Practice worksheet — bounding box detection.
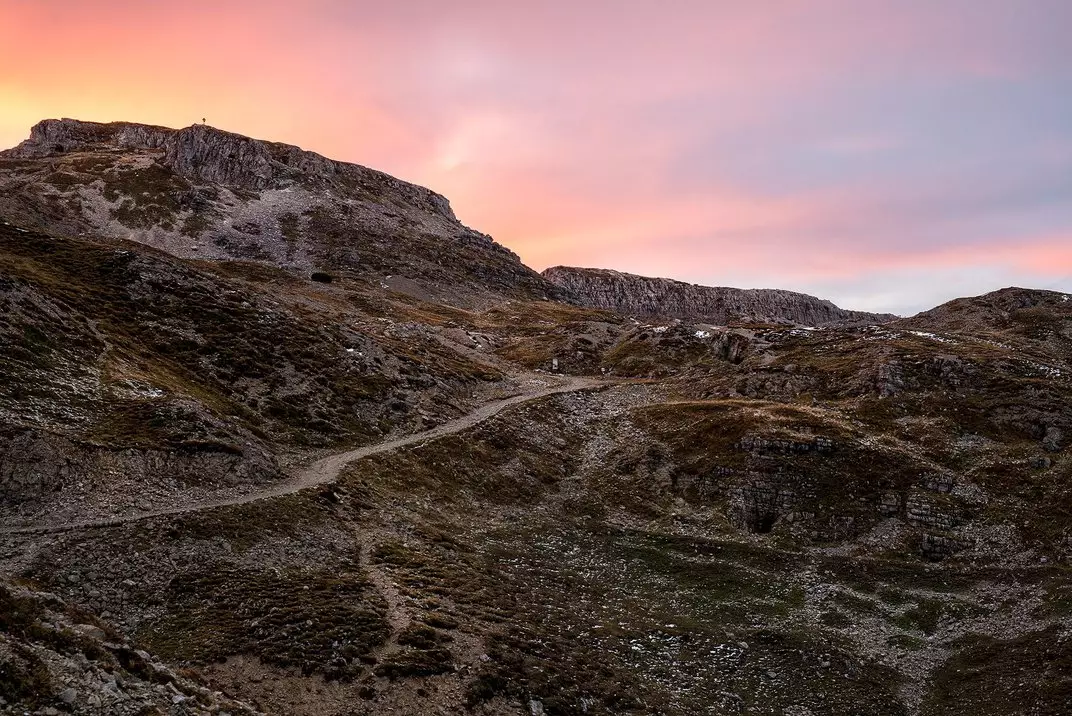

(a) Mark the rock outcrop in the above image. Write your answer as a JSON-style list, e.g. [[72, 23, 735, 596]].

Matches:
[[897, 286, 1072, 335], [543, 266, 896, 326]]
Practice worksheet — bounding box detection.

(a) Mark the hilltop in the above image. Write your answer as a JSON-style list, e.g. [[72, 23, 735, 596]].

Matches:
[[0, 118, 560, 308]]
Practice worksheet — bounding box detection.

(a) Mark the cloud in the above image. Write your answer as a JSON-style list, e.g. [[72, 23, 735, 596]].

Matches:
[[1, 0, 1070, 314]]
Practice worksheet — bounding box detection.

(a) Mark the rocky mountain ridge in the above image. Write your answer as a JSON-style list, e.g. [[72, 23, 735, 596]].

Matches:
[[0, 119, 558, 308], [544, 265, 896, 326], [2, 119, 454, 214]]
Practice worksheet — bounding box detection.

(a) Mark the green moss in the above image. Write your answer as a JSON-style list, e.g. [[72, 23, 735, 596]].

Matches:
[[820, 609, 853, 628], [1037, 582, 1072, 618], [887, 633, 927, 651], [827, 590, 877, 615], [373, 644, 454, 679], [893, 597, 986, 636], [820, 556, 982, 594]]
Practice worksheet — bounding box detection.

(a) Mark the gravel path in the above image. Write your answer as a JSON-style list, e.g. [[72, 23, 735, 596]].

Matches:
[[1, 375, 603, 535]]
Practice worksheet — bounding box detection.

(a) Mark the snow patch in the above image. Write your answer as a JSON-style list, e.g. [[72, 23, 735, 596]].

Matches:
[[1028, 362, 1064, 379], [908, 330, 956, 344]]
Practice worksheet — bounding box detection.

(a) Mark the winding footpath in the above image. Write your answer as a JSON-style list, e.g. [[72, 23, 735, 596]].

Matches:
[[1, 375, 603, 536]]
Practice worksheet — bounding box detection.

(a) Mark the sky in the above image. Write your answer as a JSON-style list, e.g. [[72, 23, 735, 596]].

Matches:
[[2, 1, 1071, 315]]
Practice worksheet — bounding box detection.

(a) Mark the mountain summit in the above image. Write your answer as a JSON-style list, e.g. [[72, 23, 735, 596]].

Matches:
[[0, 118, 558, 307], [3, 118, 455, 205]]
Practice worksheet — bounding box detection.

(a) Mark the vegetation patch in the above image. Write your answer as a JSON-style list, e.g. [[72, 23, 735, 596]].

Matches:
[[140, 565, 389, 678], [153, 493, 331, 551], [921, 626, 1072, 715]]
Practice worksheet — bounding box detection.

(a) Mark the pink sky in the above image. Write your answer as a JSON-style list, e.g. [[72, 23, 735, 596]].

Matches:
[[2, 0, 1071, 314]]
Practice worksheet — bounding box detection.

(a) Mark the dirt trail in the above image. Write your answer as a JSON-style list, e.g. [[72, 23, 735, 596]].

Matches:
[[1, 375, 602, 536]]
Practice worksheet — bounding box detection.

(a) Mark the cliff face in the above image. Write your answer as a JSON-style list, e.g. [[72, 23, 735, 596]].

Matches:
[[0, 119, 559, 307], [543, 265, 896, 326]]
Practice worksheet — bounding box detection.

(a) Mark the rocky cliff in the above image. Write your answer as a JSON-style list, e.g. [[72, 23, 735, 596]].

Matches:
[[544, 265, 896, 326], [0, 119, 560, 307], [2, 119, 454, 216]]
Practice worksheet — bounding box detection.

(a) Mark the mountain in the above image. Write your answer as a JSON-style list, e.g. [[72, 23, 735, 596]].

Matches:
[[0, 118, 561, 308], [1, 120, 1071, 716], [544, 265, 896, 326]]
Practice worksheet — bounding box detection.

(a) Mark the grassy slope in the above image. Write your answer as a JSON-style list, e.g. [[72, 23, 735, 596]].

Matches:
[[0, 221, 503, 452]]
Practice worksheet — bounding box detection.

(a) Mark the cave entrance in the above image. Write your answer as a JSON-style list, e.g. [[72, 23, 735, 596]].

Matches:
[[750, 511, 778, 534]]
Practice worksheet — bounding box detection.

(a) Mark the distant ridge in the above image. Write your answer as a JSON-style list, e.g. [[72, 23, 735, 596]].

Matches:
[[543, 265, 896, 326], [897, 286, 1072, 332]]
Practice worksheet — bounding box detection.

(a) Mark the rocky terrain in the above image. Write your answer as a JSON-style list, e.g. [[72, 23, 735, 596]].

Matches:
[[0, 580, 260, 715], [1, 120, 1070, 715], [544, 265, 897, 326]]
